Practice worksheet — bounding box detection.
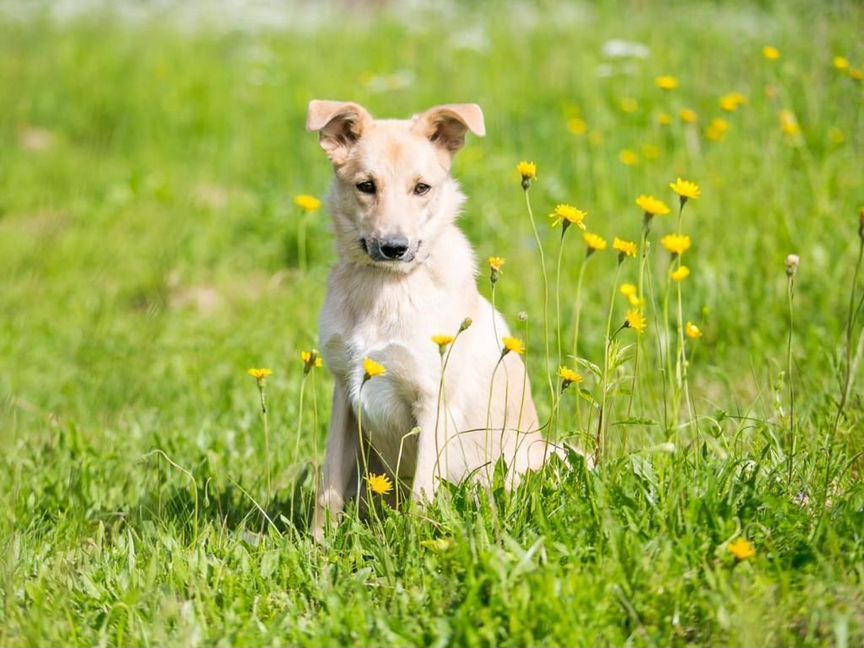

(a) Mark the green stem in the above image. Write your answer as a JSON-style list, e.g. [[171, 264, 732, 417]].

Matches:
[[626, 220, 651, 420], [833, 239, 864, 434], [570, 258, 590, 425], [257, 382, 271, 501], [787, 274, 795, 486], [597, 263, 623, 464]]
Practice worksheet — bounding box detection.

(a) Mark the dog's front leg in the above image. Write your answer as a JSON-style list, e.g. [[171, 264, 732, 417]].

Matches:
[[409, 406, 446, 503], [312, 382, 358, 542]]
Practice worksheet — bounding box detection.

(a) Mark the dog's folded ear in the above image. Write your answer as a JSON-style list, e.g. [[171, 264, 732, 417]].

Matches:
[[306, 100, 373, 165], [411, 104, 485, 164]]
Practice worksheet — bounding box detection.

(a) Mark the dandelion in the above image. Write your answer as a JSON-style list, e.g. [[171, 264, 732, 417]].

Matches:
[[488, 256, 505, 284], [686, 322, 702, 340], [620, 283, 640, 306], [363, 357, 386, 381], [669, 178, 701, 203], [619, 98, 639, 113], [549, 204, 587, 232], [657, 112, 672, 126], [679, 108, 698, 124], [432, 334, 455, 355], [517, 161, 537, 189], [763, 45, 781, 61], [728, 538, 756, 560], [567, 117, 588, 135], [367, 473, 394, 496], [780, 110, 801, 136], [584, 232, 608, 254], [613, 237, 637, 261], [655, 75, 679, 90], [248, 368, 273, 381], [558, 366, 583, 391], [294, 194, 322, 213], [619, 149, 639, 166], [625, 309, 647, 333], [636, 194, 671, 217], [706, 117, 730, 142], [301, 350, 323, 374], [671, 265, 691, 282], [720, 92, 747, 112], [501, 336, 525, 356], [661, 234, 692, 257], [833, 56, 849, 71]]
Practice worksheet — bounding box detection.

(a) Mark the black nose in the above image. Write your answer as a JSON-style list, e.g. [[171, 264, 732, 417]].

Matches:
[[378, 236, 410, 260]]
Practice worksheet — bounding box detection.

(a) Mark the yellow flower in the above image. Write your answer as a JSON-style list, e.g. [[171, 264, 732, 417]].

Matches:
[[705, 118, 730, 142], [613, 237, 637, 259], [625, 309, 647, 334], [432, 334, 455, 354], [619, 149, 639, 166], [763, 45, 781, 61], [655, 75, 679, 90], [363, 357, 386, 380], [850, 68, 864, 81], [619, 98, 639, 113], [636, 194, 671, 217], [517, 161, 537, 188], [502, 336, 525, 355], [488, 256, 505, 272], [247, 368, 273, 381], [294, 194, 322, 213], [558, 366, 583, 390], [670, 265, 691, 282], [567, 117, 588, 135], [620, 283, 640, 306], [367, 473, 394, 496], [780, 110, 801, 136], [583, 232, 608, 252], [679, 108, 698, 124], [549, 204, 587, 230], [833, 56, 849, 71], [685, 321, 702, 340], [728, 538, 756, 560], [661, 234, 692, 256], [669, 178, 701, 201], [719, 92, 747, 112], [657, 112, 672, 126], [301, 350, 323, 373]]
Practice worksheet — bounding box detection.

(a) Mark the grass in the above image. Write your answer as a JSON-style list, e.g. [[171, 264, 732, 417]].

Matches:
[[1, 0, 863, 645]]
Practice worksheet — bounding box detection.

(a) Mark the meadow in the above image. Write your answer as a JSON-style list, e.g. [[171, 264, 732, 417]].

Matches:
[[1, 0, 863, 646]]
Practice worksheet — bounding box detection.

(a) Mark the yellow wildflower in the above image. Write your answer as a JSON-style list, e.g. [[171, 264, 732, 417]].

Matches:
[[719, 92, 747, 112], [833, 56, 849, 71], [728, 538, 756, 560], [661, 234, 692, 256], [850, 68, 864, 81], [657, 112, 672, 126], [679, 108, 698, 124], [549, 204, 587, 231], [247, 368, 273, 381], [636, 194, 671, 217], [619, 98, 639, 113], [613, 237, 637, 259], [619, 149, 639, 166], [432, 335, 455, 354], [625, 309, 647, 334], [763, 45, 781, 61], [367, 473, 394, 496], [488, 256, 505, 272], [671, 265, 691, 282], [301, 350, 323, 374], [567, 117, 588, 135], [686, 322, 702, 340], [517, 161, 537, 189], [558, 366, 583, 391], [655, 75, 679, 90], [620, 283, 640, 306], [502, 336, 525, 356], [294, 194, 322, 213], [780, 110, 801, 136], [363, 357, 386, 381], [669, 178, 701, 201], [583, 232, 608, 253], [705, 118, 730, 142]]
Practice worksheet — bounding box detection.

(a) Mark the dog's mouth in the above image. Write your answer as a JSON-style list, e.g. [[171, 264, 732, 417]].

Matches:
[[359, 237, 420, 265]]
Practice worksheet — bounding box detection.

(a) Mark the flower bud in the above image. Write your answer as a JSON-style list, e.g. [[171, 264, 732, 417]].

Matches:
[[459, 317, 473, 332], [785, 253, 800, 277]]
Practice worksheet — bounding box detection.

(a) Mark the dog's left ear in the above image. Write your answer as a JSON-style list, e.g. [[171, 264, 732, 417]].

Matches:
[[411, 104, 485, 163]]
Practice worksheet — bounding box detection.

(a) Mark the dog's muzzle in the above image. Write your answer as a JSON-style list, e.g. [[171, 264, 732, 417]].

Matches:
[[361, 236, 416, 263]]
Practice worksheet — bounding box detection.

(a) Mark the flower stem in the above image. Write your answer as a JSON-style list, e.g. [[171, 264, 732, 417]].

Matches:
[[786, 272, 796, 486], [626, 221, 651, 421], [257, 381, 271, 502], [833, 238, 864, 435], [597, 263, 623, 464]]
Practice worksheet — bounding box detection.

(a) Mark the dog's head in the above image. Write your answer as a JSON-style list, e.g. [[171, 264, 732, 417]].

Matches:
[[307, 100, 485, 272]]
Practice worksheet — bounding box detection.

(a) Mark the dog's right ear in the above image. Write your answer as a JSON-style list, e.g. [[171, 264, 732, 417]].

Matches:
[[306, 100, 373, 166]]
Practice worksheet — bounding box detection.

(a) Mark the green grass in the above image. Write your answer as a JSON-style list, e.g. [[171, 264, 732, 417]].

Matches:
[[1, 1, 863, 645]]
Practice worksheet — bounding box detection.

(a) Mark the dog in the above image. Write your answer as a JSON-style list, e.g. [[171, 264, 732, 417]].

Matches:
[[307, 100, 562, 540]]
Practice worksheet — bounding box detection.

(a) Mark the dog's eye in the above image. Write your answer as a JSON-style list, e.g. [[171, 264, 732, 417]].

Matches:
[[356, 180, 376, 194], [413, 183, 431, 196]]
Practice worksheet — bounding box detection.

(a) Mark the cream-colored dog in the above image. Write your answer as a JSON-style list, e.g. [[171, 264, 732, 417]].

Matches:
[[307, 100, 561, 539]]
